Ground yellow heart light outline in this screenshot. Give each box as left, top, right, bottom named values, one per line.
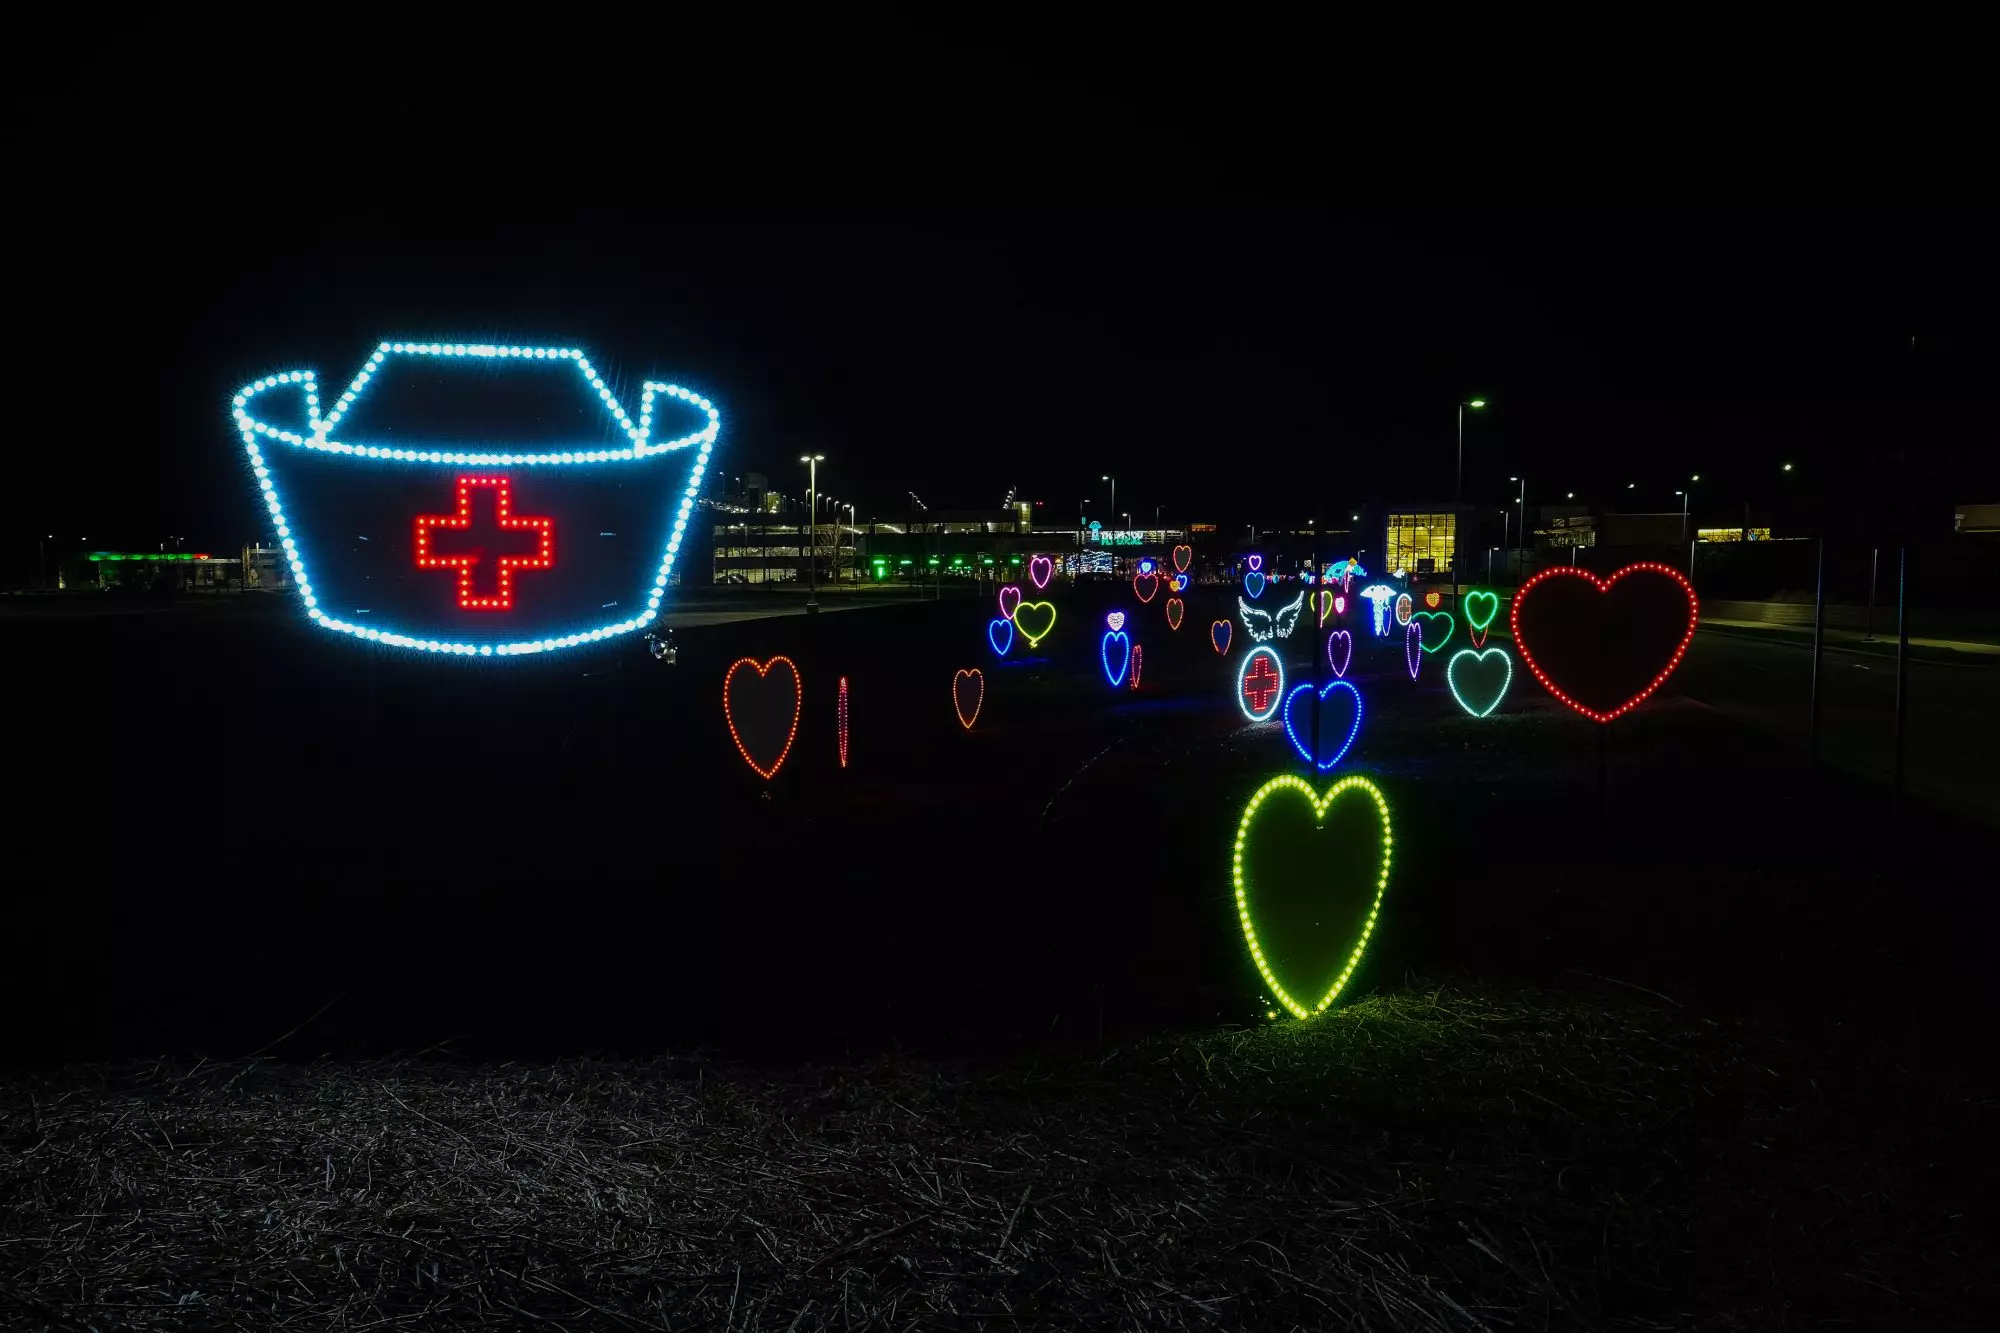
left=1012, top=600, right=1057, bottom=647
left=1232, top=773, right=1393, bottom=1020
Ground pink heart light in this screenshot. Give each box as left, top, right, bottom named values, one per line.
left=1327, top=630, right=1353, bottom=679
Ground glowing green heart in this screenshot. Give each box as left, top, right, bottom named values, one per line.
left=1463, top=589, right=1499, bottom=633
left=1232, top=774, right=1393, bottom=1020
left=1012, top=601, right=1057, bottom=647
left=1411, top=610, right=1455, bottom=654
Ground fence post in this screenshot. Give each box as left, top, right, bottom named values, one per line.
left=1864, top=547, right=1878, bottom=642
left=1893, top=547, right=1909, bottom=815
left=1808, top=538, right=1825, bottom=768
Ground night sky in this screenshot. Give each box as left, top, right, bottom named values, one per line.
left=23, top=66, right=1996, bottom=559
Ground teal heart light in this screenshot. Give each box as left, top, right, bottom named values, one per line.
left=1446, top=647, right=1512, bottom=717
left=1232, top=774, right=1393, bottom=1020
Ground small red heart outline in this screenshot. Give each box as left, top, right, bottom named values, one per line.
left=724, top=655, right=801, bottom=780
left=952, top=668, right=985, bottom=729
left=1510, top=562, right=1699, bottom=723
left=1165, top=597, right=1184, bottom=631
left=1171, top=545, right=1192, bottom=573
left=1210, top=619, right=1232, bottom=654
left=997, top=584, right=1022, bottom=620
left=1129, top=643, right=1143, bottom=690
left=1132, top=570, right=1159, bottom=604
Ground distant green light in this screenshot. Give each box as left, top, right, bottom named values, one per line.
left=899, top=558, right=913, bottom=566
left=1468, top=398, right=1486, bottom=409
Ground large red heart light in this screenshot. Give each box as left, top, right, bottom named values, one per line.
left=1510, top=563, right=1699, bottom=723
left=1171, top=544, right=1192, bottom=573
left=1165, top=597, right=1184, bottom=631
left=1132, top=569, right=1159, bottom=603
left=724, top=656, right=801, bottom=780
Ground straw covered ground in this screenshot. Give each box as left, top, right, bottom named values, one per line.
left=3, top=979, right=1989, bottom=1332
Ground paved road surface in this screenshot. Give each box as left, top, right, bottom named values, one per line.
left=1673, top=628, right=2000, bottom=824
left=656, top=587, right=961, bottom=627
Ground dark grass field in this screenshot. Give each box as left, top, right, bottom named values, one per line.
left=3, top=588, right=1994, bottom=1329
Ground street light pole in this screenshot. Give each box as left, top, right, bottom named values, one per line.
left=799, top=453, right=824, bottom=610
left=1455, top=399, right=1484, bottom=599
left=1102, top=475, right=1116, bottom=532
left=1680, top=474, right=1699, bottom=578
left=1509, top=477, right=1526, bottom=583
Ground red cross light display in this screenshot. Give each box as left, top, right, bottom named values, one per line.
left=414, top=475, right=555, bottom=611
left=1242, top=652, right=1282, bottom=713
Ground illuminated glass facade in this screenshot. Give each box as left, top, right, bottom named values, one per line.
left=1384, top=511, right=1457, bottom=577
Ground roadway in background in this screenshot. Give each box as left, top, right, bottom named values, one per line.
left=1673, top=627, right=2000, bottom=825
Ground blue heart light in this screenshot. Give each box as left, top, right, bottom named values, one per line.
left=1101, top=630, right=1131, bottom=688
left=1173, top=571, right=1189, bottom=593
left=1282, top=679, right=1364, bottom=772
left=1244, top=570, right=1266, bottom=599
left=988, top=615, right=1015, bottom=657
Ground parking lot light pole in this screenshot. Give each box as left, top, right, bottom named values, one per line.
left=1455, top=399, right=1484, bottom=598
left=799, top=454, right=824, bottom=610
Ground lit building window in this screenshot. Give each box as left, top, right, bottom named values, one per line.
left=1384, top=512, right=1455, bottom=576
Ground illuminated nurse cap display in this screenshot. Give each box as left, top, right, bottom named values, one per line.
left=231, top=341, right=720, bottom=658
